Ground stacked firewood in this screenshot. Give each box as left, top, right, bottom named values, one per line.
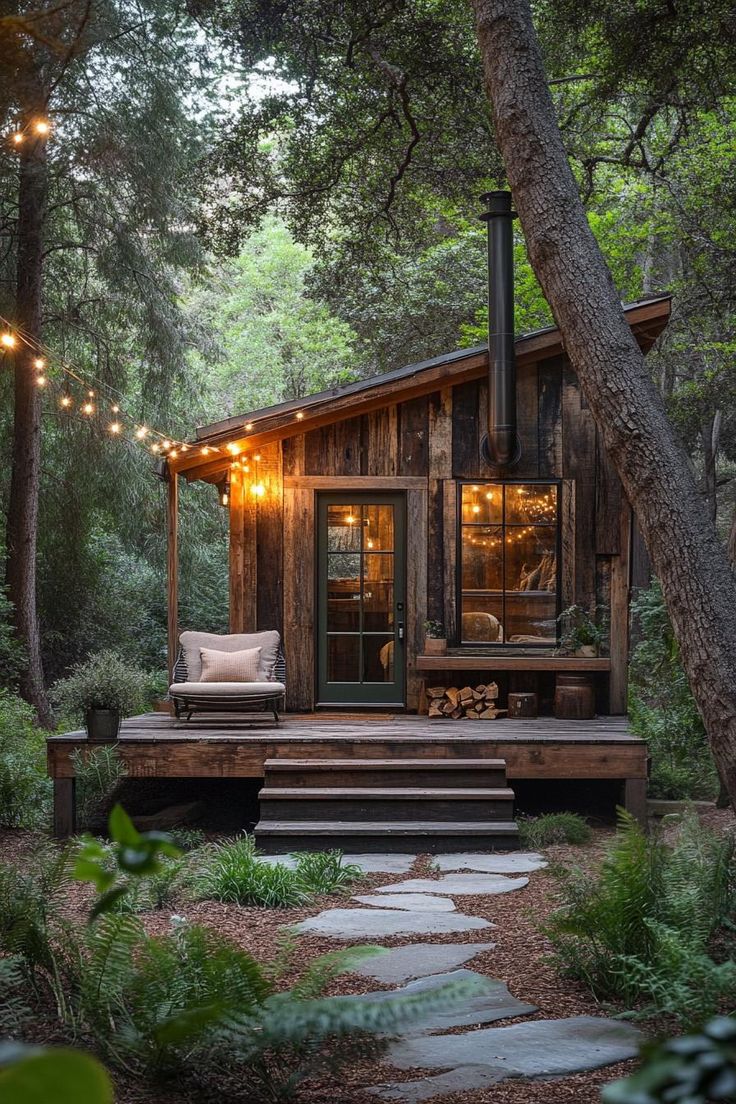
left=426, top=682, right=505, bottom=719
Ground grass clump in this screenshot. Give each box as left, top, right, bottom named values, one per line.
left=0, top=690, right=51, bottom=829
left=194, top=835, right=363, bottom=907
left=518, top=811, right=592, bottom=848
left=547, top=809, right=736, bottom=1026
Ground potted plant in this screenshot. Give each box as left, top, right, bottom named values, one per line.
left=556, top=605, right=605, bottom=657
left=424, top=619, right=447, bottom=656
left=52, top=650, right=148, bottom=742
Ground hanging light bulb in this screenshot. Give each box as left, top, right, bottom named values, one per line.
left=162, top=439, right=171, bottom=449
left=227, top=442, right=240, bottom=455
left=111, top=403, right=120, bottom=413
left=82, top=401, right=94, bottom=415
left=34, top=119, right=51, bottom=136
left=35, top=374, right=46, bottom=387
left=219, top=475, right=230, bottom=508
left=60, top=395, right=71, bottom=408
left=201, top=446, right=210, bottom=455
left=33, top=356, right=45, bottom=370
left=251, top=483, right=265, bottom=497
left=245, top=422, right=254, bottom=431
left=1, top=333, right=16, bottom=348
left=109, top=421, right=121, bottom=434
left=136, top=426, right=148, bottom=439
left=11, top=132, right=23, bottom=145
left=151, top=443, right=161, bottom=453
left=295, top=411, right=304, bottom=420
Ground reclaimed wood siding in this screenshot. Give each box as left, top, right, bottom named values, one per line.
left=226, top=354, right=632, bottom=713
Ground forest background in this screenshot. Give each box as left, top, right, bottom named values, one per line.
left=1, top=0, right=734, bottom=800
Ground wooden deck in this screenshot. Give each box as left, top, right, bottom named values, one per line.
left=47, top=712, right=648, bottom=837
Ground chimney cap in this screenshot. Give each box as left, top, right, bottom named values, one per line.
left=479, top=190, right=516, bottom=221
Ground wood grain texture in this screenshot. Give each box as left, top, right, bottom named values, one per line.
left=609, top=506, right=632, bottom=714
left=427, top=389, right=453, bottom=625
left=365, top=406, right=398, bottom=476
left=283, top=485, right=315, bottom=711
left=562, top=360, right=596, bottom=611
left=229, top=465, right=257, bottom=632
left=304, top=417, right=363, bottom=476
left=399, top=396, right=429, bottom=476
left=416, top=654, right=611, bottom=671
left=406, top=487, right=428, bottom=710
left=561, top=478, right=576, bottom=608
left=167, top=472, right=178, bottom=679
left=515, top=362, right=540, bottom=477
left=256, top=442, right=283, bottom=634
left=284, top=475, right=425, bottom=489
left=452, top=381, right=480, bottom=478
left=538, top=356, right=563, bottom=477
left=595, top=427, right=623, bottom=554
left=282, top=435, right=305, bottom=477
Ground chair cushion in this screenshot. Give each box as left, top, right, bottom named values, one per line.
left=200, top=646, right=261, bottom=683
left=170, top=681, right=285, bottom=699
left=179, top=630, right=280, bottom=682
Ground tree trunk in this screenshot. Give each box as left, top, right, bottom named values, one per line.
left=701, top=410, right=721, bottom=522
left=5, top=120, right=53, bottom=727
left=471, top=0, right=736, bottom=807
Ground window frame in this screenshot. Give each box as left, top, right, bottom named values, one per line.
left=456, top=479, right=563, bottom=649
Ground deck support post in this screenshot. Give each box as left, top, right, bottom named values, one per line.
left=53, top=778, right=76, bottom=838
left=167, top=467, right=179, bottom=682
left=623, top=777, right=648, bottom=829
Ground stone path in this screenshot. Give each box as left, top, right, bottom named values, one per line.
left=287, top=850, right=642, bottom=1100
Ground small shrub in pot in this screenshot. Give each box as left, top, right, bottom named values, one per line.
left=424, top=619, right=447, bottom=655
left=52, top=651, right=147, bottom=741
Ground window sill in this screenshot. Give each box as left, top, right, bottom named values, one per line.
left=415, top=653, right=611, bottom=672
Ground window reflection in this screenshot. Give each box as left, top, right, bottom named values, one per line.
left=460, top=483, right=560, bottom=646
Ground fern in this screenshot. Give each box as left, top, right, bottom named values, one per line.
left=547, top=809, right=736, bottom=1026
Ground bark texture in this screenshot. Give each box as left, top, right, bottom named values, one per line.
left=471, top=0, right=736, bottom=804
left=5, top=125, right=52, bottom=726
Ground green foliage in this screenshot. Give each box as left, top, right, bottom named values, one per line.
left=71, top=744, right=126, bottom=830
left=548, top=810, right=736, bottom=1026
left=0, top=812, right=470, bottom=1101
left=0, top=550, right=26, bottom=691
left=517, top=812, right=592, bottom=848
left=602, top=1015, right=736, bottom=1104
left=194, top=835, right=363, bottom=907
left=423, top=620, right=445, bottom=638
left=0, top=690, right=51, bottom=828
left=0, top=1046, right=114, bottom=1104
left=629, top=583, right=717, bottom=800
left=51, top=651, right=149, bottom=722
left=557, top=605, right=607, bottom=654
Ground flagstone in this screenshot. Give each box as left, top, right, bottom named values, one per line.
left=353, top=942, right=496, bottom=984
left=353, top=893, right=456, bottom=912
left=374, top=873, right=528, bottom=896
left=294, top=907, right=492, bottom=939
left=435, top=852, right=547, bottom=873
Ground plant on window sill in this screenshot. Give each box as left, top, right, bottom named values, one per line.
left=423, top=620, right=447, bottom=656
left=556, top=605, right=607, bottom=658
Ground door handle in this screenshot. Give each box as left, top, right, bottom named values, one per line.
left=398, top=622, right=404, bottom=641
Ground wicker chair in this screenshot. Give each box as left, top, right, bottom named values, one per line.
left=169, top=631, right=286, bottom=722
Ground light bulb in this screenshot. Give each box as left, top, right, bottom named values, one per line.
left=109, top=422, right=121, bottom=433
left=295, top=411, right=304, bottom=420
left=162, top=439, right=171, bottom=449
left=169, top=449, right=177, bottom=459
left=201, top=446, right=210, bottom=455
left=253, top=453, right=261, bottom=462
left=151, top=443, right=161, bottom=453
left=33, top=357, right=45, bottom=369
left=245, top=422, right=253, bottom=431
left=181, top=443, right=188, bottom=452
left=227, top=442, right=240, bottom=455
left=1, top=333, right=16, bottom=348
left=82, top=402, right=94, bottom=415
left=111, top=403, right=120, bottom=413
left=34, top=119, right=50, bottom=136
left=60, top=395, right=71, bottom=408
left=472, top=504, right=480, bottom=514
left=12, top=132, right=23, bottom=145
left=136, top=426, right=148, bottom=439
left=35, top=374, right=46, bottom=387
left=346, top=514, right=355, bottom=524
left=251, top=483, right=265, bottom=497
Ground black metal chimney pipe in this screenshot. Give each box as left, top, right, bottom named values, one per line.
left=479, top=190, right=521, bottom=468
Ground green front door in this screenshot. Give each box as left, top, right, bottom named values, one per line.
left=317, top=492, right=406, bottom=706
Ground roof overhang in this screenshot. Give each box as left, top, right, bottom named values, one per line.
left=171, top=294, right=671, bottom=482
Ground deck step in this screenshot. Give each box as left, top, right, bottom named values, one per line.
left=254, top=819, right=520, bottom=854
left=258, top=786, right=514, bottom=823
left=262, top=758, right=508, bottom=788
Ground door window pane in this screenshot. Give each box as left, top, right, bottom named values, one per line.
left=327, top=635, right=360, bottom=682
left=363, top=553, right=394, bottom=631
left=326, top=553, right=360, bottom=631
left=327, top=505, right=362, bottom=552
left=364, top=505, right=394, bottom=550
left=364, top=634, right=395, bottom=682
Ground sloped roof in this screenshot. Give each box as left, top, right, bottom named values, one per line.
left=171, top=293, right=671, bottom=481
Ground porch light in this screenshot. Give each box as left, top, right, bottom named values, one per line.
left=219, top=475, right=230, bottom=507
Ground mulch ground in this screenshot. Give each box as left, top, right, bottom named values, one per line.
left=3, top=807, right=735, bottom=1104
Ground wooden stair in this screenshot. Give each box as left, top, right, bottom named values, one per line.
left=254, top=756, right=520, bottom=853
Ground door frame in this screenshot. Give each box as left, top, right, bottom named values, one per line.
left=316, top=490, right=407, bottom=708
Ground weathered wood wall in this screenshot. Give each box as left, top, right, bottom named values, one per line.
left=227, top=353, right=632, bottom=714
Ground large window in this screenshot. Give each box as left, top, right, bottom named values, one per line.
left=460, top=482, right=560, bottom=647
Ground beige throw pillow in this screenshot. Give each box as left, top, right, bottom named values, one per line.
left=199, top=646, right=262, bottom=683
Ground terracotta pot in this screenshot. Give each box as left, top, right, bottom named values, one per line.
left=85, top=708, right=121, bottom=742
left=554, top=675, right=595, bottom=720
left=424, top=637, right=447, bottom=656
left=575, top=644, right=598, bottom=658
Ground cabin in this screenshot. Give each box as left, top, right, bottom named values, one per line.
left=48, top=194, right=671, bottom=848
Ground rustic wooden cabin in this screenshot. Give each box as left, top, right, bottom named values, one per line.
left=47, top=193, right=671, bottom=848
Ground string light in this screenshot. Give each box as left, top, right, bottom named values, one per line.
left=1, top=333, right=16, bottom=348
left=245, top=422, right=253, bottom=431
left=201, top=446, right=210, bottom=455
left=136, top=426, right=148, bottom=439
left=82, top=401, right=94, bottom=415
left=35, top=374, right=46, bottom=387
left=251, top=483, right=265, bottom=497
left=109, top=422, right=121, bottom=434
left=227, top=442, right=240, bottom=455
left=11, top=132, right=23, bottom=145
left=295, top=411, right=304, bottom=420
left=33, top=356, right=45, bottom=370
left=60, top=395, right=71, bottom=408
left=34, top=119, right=50, bottom=136
left=111, top=403, right=120, bottom=414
